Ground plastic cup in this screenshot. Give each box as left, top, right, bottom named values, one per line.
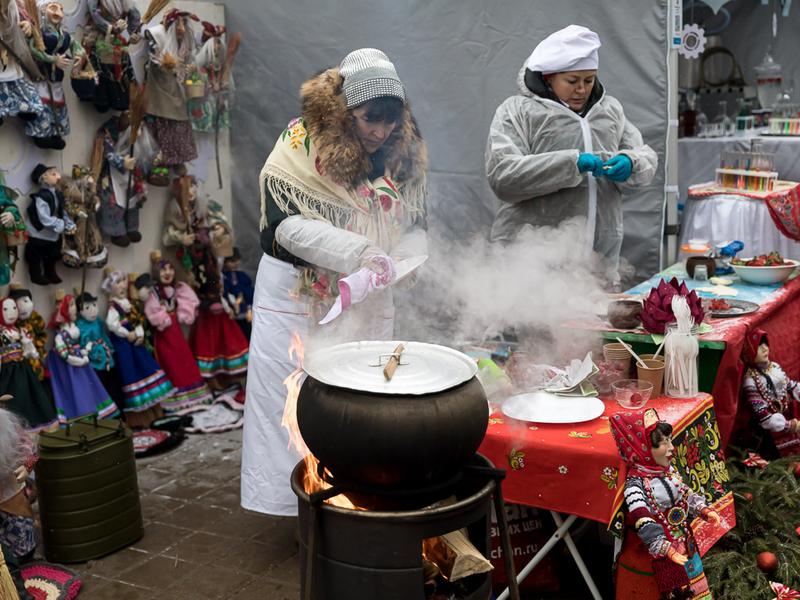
left=637, top=359, right=665, bottom=398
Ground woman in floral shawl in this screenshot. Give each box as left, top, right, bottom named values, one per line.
left=612, top=408, right=719, bottom=599
left=241, top=48, right=428, bottom=516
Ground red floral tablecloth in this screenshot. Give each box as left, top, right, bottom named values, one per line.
left=479, top=393, right=735, bottom=553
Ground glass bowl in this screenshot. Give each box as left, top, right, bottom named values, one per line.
left=613, top=379, right=654, bottom=409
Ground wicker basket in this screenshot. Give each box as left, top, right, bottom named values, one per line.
left=184, top=81, right=206, bottom=98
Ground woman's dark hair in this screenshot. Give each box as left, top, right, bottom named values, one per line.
left=650, top=422, right=673, bottom=448
left=355, top=96, right=404, bottom=125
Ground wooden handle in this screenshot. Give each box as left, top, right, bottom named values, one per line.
left=383, top=344, right=405, bottom=381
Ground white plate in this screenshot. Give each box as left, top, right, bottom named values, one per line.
left=501, top=391, right=606, bottom=424
left=394, top=255, right=428, bottom=283
left=303, top=340, right=477, bottom=395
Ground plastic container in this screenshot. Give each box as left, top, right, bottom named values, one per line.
left=36, top=416, right=144, bottom=563
left=613, top=379, right=654, bottom=409
left=664, top=324, right=700, bottom=398
left=603, top=343, right=632, bottom=375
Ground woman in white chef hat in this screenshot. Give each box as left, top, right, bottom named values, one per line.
left=485, top=25, right=657, bottom=286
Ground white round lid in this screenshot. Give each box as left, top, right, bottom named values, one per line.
left=302, top=341, right=478, bottom=395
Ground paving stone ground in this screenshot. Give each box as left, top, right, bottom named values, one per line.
left=71, top=429, right=301, bottom=599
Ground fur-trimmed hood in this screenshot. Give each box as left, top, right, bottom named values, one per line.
left=299, top=68, right=427, bottom=193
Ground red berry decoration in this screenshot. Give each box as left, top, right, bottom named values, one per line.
left=795, top=525, right=800, bottom=537
left=757, top=551, right=779, bottom=573
left=793, top=463, right=800, bottom=478
left=742, top=492, right=754, bottom=502
left=630, top=392, right=643, bottom=405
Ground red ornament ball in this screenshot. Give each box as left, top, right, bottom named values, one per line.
left=794, top=462, right=800, bottom=477
left=757, top=551, right=779, bottom=573
left=742, top=492, right=754, bottom=502
left=795, top=525, right=800, bottom=537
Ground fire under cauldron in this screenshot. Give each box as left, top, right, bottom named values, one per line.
left=292, top=341, right=521, bottom=600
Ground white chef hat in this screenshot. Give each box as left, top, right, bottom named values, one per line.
left=525, top=25, right=601, bottom=74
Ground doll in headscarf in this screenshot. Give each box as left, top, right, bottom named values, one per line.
left=83, top=0, right=140, bottom=112
left=9, top=286, right=46, bottom=380
left=143, top=9, right=199, bottom=167
left=27, top=0, right=87, bottom=150
left=0, top=297, right=56, bottom=432
left=187, top=21, right=233, bottom=133
left=143, top=253, right=212, bottom=412
left=0, top=180, right=27, bottom=292
left=47, top=292, right=118, bottom=422
left=75, top=291, right=118, bottom=402
left=742, top=328, right=800, bottom=456
left=611, top=408, right=719, bottom=600
left=101, top=269, right=171, bottom=427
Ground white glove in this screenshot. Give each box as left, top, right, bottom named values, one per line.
left=67, top=355, right=89, bottom=367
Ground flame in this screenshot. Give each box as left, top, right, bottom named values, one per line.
left=281, top=331, right=357, bottom=509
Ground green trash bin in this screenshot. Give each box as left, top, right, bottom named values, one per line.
left=35, top=416, right=144, bottom=563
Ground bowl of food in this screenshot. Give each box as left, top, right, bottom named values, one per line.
left=612, top=379, right=654, bottom=409
left=731, top=252, right=799, bottom=285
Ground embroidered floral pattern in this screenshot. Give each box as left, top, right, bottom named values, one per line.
left=558, top=465, right=569, bottom=475
left=488, top=417, right=504, bottom=425
left=568, top=431, right=592, bottom=439
left=600, top=466, right=619, bottom=490
left=282, top=118, right=311, bottom=155
left=508, top=449, right=525, bottom=470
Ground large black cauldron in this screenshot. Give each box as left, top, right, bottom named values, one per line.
left=296, top=375, right=488, bottom=489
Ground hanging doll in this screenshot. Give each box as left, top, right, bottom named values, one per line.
left=95, top=112, right=157, bottom=247
left=101, top=269, right=171, bottom=428
left=742, top=328, right=800, bottom=456
left=24, top=163, right=75, bottom=285
left=27, top=0, right=86, bottom=150
left=222, top=247, right=253, bottom=340
left=612, top=408, right=720, bottom=600
left=143, top=9, right=198, bottom=168
left=0, top=402, right=38, bottom=567
left=0, top=180, right=27, bottom=293
left=8, top=286, right=46, bottom=380
left=59, top=165, right=107, bottom=269
left=82, top=0, right=140, bottom=112
left=162, top=178, right=248, bottom=384
left=143, top=253, right=212, bottom=412
left=47, top=291, right=118, bottom=422
left=187, top=21, right=232, bottom=133
left=75, top=291, right=120, bottom=403
left=0, top=297, right=56, bottom=432
left=0, top=0, right=50, bottom=139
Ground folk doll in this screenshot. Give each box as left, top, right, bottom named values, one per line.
left=143, top=10, right=198, bottom=167
left=8, top=286, right=46, bottom=380
left=101, top=269, right=171, bottom=427
left=95, top=112, right=156, bottom=247
left=0, top=0, right=50, bottom=140
left=742, top=328, right=800, bottom=456
left=27, top=0, right=86, bottom=150
left=47, top=292, right=118, bottom=422
left=59, top=165, right=107, bottom=269
left=83, top=0, right=140, bottom=112
left=611, top=408, right=719, bottom=600
left=162, top=179, right=248, bottom=383
left=222, top=247, right=253, bottom=339
left=143, top=253, right=212, bottom=412
left=130, top=272, right=153, bottom=351
left=0, top=181, right=26, bottom=292
left=75, top=291, right=120, bottom=404
left=188, top=21, right=232, bottom=133
left=0, top=297, right=56, bottom=432
left=24, top=164, right=75, bottom=285
left=0, top=402, right=39, bottom=566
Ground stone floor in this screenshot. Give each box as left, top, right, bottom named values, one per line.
left=71, top=429, right=301, bottom=599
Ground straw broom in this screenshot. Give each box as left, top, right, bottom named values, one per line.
left=124, top=82, right=147, bottom=226
left=213, top=32, right=242, bottom=188
left=23, top=0, right=44, bottom=51
left=141, top=0, right=170, bottom=27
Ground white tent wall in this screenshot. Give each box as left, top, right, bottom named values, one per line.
left=222, top=0, right=670, bottom=281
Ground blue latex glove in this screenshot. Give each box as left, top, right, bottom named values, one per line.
left=577, top=153, right=604, bottom=177
left=603, top=155, right=633, bottom=182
